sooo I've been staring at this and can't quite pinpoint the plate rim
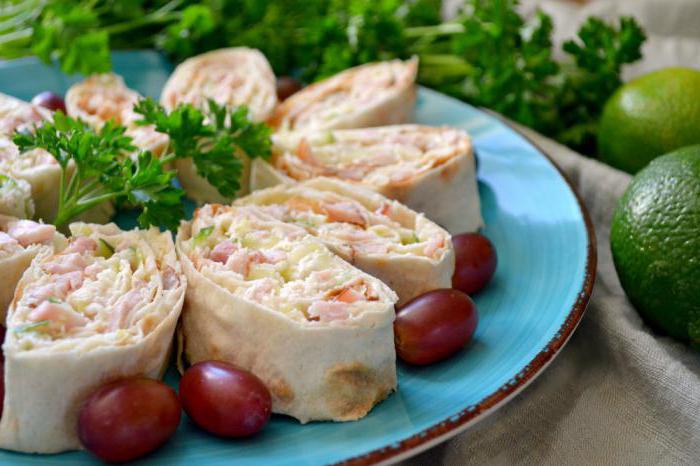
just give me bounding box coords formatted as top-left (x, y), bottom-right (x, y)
top-left (336, 108), bottom-right (598, 466)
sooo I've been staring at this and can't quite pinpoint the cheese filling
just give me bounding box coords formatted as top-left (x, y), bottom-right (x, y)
top-left (0, 174), bottom-right (34, 218)
top-left (245, 189), bottom-right (447, 260)
top-left (273, 125), bottom-right (470, 187)
top-left (0, 218), bottom-right (55, 258)
top-left (185, 204), bottom-right (392, 323)
top-left (9, 225), bottom-right (179, 351)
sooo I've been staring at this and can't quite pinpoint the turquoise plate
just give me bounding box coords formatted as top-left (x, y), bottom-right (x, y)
top-left (0, 51), bottom-right (595, 465)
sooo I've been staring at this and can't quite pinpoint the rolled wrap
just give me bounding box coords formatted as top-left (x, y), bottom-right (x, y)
top-left (251, 125), bottom-right (483, 234)
top-left (269, 58), bottom-right (418, 132)
top-left (0, 223), bottom-right (186, 453)
top-left (177, 204), bottom-right (398, 423)
top-left (236, 178), bottom-right (455, 305)
top-left (161, 47), bottom-right (278, 204)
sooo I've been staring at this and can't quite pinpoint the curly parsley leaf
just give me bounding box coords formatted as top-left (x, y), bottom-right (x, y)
top-left (134, 97), bottom-right (272, 200)
top-left (125, 151), bottom-right (184, 231)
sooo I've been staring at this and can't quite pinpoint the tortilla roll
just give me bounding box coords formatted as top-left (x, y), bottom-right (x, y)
top-left (177, 204), bottom-right (398, 423)
top-left (0, 215), bottom-right (67, 322)
top-left (161, 48), bottom-right (278, 203)
top-left (0, 174), bottom-right (34, 219)
top-left (236, 178), bottom-right (454, 305)
top-left (269, 58), bottom-right (417, 132)
top-left (0, 223), bottom-right (185, 453)
top-left (66, 73), bottom-right (169, 157)
top-left (251, 125), bottom-right (483, 234)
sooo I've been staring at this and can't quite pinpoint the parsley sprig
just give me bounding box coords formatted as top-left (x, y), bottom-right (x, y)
top-left (12, 99), bottom-right (270, 229)
top-left (133, 97), bottom-right (272, 198)
top-left (13, 112), bottom-right (184, 229)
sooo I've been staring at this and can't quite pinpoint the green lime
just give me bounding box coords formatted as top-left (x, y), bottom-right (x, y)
top-left (598, 67), bottom-right (700, 173)
top-left (610, 145), bottom-right (700, 343)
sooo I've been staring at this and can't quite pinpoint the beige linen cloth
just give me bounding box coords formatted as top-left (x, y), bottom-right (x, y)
top-left (407, 2), bottom-right (700, 463)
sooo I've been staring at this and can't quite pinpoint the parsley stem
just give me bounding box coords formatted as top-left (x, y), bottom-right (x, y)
top-left (65, 171), bottom-right (81, 201)
top-left (102, 0), bottom-right (183, 36)
top-left (404, 22), bottom-right (465, 38)
top-left (0, 29), bottom-right (31, 49)
top-left (76, 191), bottom-right (121, 208)
top-left (77, 179), bottom-right (101, 199)
top-left (0, 0), bottom-right (41, 21)
top-left (160, 153), bottom-right (177, 165)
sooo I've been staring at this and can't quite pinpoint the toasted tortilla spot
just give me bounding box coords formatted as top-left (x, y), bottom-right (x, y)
top-left (269, 377), bottom-right (295, 404)
top-left (439, 157), bottom-right (462, 181)
top-left (324, 362), bottom-right (392, 420)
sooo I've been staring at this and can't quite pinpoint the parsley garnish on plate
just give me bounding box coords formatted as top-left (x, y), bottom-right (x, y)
top-left (13, 112), bottom-right (184, 230)
top-left (12, 99), bottom-right (272, 230)
top-left (134, 98), bottom-right (272, 199)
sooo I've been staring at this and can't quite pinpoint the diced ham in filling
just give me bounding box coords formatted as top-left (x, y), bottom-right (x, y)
top-left (28, 301), bottom-right (88, 331)
top-left (25, 281), bottom-right (72, 305)
top-left (272, 125), bottom-right (471, 189)
top-left (42, 252), bottom-right (87, 275)
top-left (246, 191), bottom-right (446, 260)
top-left (210, 240), bottom-right (238, 264)
top-left (188, 205), bottom-right (392, 323)
top-left (308, 301), bottom-right (350, 323)
top-left (6, 220), bottom-right (56, 247)
top-left (11, 232), bottom-right (168, 342)
top-left (110, 288), bottom-right (144, 331)
top-left (63, 236), bottom-right (97, 255)
top-left (322, 201), bottom-right (366, 226)
top-left (161, 266), bottom-right (180, 290)
top-left (0, 231), bottom-right (18, 250)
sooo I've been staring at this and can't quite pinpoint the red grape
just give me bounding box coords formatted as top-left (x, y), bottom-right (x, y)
top-left (395, 289), bottom-right (478, 365)
top-left (31, 91), bottom-right (66, 113)
top-left (0, 326), bottom-right (5, 363)
top-left (78, 378), bottom-right (181, 463)
top-left (452, 233), bottom-right (497, 294)
top-left (276, 76), bottom-right (302, 101)
top-left (179, 361), bottom-right (271, 437)
top-left (0, 359), bottom-right (4, 419)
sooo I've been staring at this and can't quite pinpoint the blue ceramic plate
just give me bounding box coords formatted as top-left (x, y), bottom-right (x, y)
top-left (0, 51), bottom-right (595, 465)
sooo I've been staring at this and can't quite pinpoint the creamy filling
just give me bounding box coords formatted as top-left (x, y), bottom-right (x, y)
top-left (0, 174), bottom-right (34, 218)
top-left (187, 205), bottom-right (391, 323)
top-left (280, 60), bottom-right (414, 131)
top-left (273, 126), bottom-right (468, 187)
top-left (0, 218), bottom-right (55, 258)
top-left (10, 228), bottom-right (178, 350)
top-left (249, 191), bottom-right (446, 259)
